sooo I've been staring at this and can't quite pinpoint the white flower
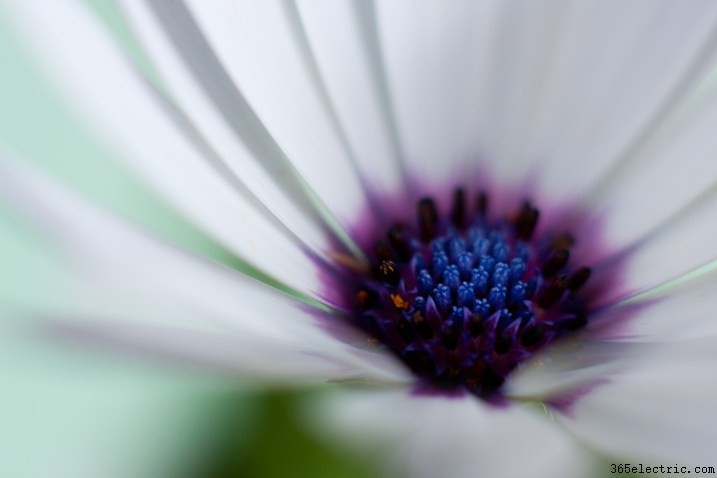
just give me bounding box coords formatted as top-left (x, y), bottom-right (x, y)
top-left (3, 1), bottom-right (717, 477)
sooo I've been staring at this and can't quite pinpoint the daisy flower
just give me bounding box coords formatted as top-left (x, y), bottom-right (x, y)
top-left (3, 0), bottom-right (717, 477)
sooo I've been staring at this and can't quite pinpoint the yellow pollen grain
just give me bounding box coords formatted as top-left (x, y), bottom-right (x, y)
top-left (390, 293), bottom-right (410, 310)
top-left (380, 260), bottom-right (396, 274)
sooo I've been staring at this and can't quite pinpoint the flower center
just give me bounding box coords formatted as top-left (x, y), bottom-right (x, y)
top-left (352, 188), bottom-right (593, 399)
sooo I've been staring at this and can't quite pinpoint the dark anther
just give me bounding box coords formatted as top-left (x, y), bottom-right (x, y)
top-left (437, 365), bottom-right (461, 383)
top-left (403, 349), bottom-right (436, 376)
top-left (355, 289), bottom-right (377, 309)
top-left (551, 233), bottom-right (575, 250)
top-left (561, 313), bottom-right (588, 331)
top-left (464, 378), bottom-right (481, 394)
top-left (480, 367), bottom-right (505, 392)
top-left (451, 188), bottom-right (466, 228)
top-left (417, 197), bottom-right (438, 242)
top-left (476, 191), bottom-right (489, 217)
top-left (568, 267), bottom-right (591, 291)
top-left (374, 240), bottom-right (393, 262)
top-left (411, 310), bottom-right (434, 340)
top-left (379, 260), bottom-right (401, 286)
top-left (440, 320), bottom-right (462, 351)
top-left (515, 202), bottom-right (540, 240)
top-left (396, 316), bottom-right (415, 343)
top-left (463, 359), bottom-right (487, 380)
top-left (387, 225), bottom-right (411, 261)
top-left (542, 249), bottom-right (570, 277)
top-left (494, 332), bottom-right (512, 355)
top-left (520, 325), bottom-right (545, 348)
top-left (468, 312), bottom-right (484, 337)
top-left (537, 275), bottom-right (568, 308)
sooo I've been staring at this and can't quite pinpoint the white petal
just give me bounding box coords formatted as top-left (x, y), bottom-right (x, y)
top-left (558, 337), bottom-right (717, 464)
top-left (374, 0), bottom-right (717, 194)
top-left (588, 89), bottom-right (717, 297)
top-left (184, 0), bottom-right (377, 244)
top-left (603, 269), bottom-right (717, 342)
top-left (48, 321), bottom-right (395, 384)
top-left (592, 79), bottom-right (717, 251)
top-left (531, 0), bottom-right (717, 202)
top-left (310, 389), bottom-right (597, 478)
top-left (0, 156), bottom-right (410, 384)
top-left (294, 0), bottom-right (407, 198)
top-left (375, 0), bottom-right (502, 183)
top-left (595, 191), bottom-right (717, 305)
top-left (505, 338), bottom-right (644, 403)
top-left (5, 0), bottom-right (333, 296)
top-left (120, 0), bottom-right (361, 262)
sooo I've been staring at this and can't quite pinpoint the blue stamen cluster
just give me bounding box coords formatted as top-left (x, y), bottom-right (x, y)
top-left (353, 189), bottom-right (592, 399)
